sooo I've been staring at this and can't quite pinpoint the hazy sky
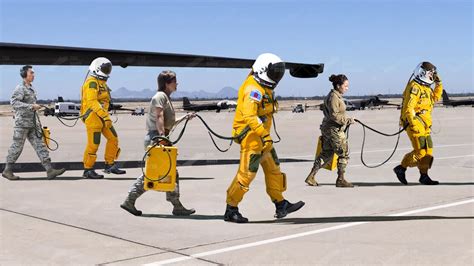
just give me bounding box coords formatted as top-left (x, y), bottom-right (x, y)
top-left (0, 0), bottom-right (472, 100)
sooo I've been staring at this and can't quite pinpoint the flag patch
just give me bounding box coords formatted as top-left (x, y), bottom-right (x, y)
top-left (249, 90), bottom-right (263, 102)
top-left (410, 87), bottom-right (419, 95)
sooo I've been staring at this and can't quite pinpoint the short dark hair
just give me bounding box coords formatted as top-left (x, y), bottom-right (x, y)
top-left (329, 74), bottom-right (348, 89)
top-left (157, 70), bottom-right (177, 91)
top-left (20, 65), bottom-right (33, 78)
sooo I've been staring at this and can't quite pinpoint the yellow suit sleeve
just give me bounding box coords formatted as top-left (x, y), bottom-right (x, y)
top-left (85, 81), bottom-right (110, 120)
top-left (241, 87), bottom-right (269, 137)
top-left (432, 82), bottom-right (443, 102)
top-left (403, 84), bottom-right (421, 126)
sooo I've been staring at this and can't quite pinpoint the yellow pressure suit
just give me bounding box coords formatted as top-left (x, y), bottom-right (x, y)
top-left (400, 79), bottom-right (443, 173)
top-left (81, 76), bottom-right (120, 169)
top-left (226, 75), bottom-right (286, 206)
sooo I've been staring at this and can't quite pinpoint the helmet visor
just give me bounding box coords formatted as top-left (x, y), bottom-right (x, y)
top-left (100, 62), bottom-right (112, 75)
top-left (267, 62), bottom-right (285, 83)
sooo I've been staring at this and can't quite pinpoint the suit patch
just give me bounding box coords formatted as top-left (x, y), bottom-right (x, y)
top-left (249, 90), bottom-right (263, 102)
top-left (89, 81), bottom-right (97, 89)
top-left (410, 87), bottom-right (419, 95)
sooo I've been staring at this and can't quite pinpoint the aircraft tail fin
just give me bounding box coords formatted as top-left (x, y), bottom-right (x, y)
top-left (442, 90), bottom-right (450, 104)
top-left (183, 97), bottom-right (191, 107)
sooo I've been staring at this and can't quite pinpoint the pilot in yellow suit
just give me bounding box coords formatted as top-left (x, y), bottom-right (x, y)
top-left (394, 62), bottom-right (443, 185)
top-left (224, 53), bottom-right (305, 223)
top-left (81, 57), bottom-right (125, 179)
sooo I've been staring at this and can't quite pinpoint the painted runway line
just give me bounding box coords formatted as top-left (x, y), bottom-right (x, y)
top-left (144, 198), bottom-right (474, 265)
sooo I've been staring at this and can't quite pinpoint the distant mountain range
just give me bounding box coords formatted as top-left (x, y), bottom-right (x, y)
top-left (111, 86), bottom-right (238, 100)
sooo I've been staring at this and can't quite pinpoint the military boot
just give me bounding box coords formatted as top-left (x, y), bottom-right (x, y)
top-left (305, 165), bottom-right (319, 186)
top-left (46, 168), bottom-right (66, 180)
top-left (2, 167), bottom-right (19, 181)
top-left (120, 194), bottom-right (143, 216)
top-left (170, 199), bottom-right (195, 216)
top-left (274, 199), bottom-right (305, 219)
top-left (224, 204), bottom-right (248, 223)
top-left (419, 173), bottom-right (439, 185)
top-left (104, 164), bottom-right (126, 175)
top-left (83, 169), bottom-right (104, 179)
top-left (393, 165), bottom-right (407, 185)
top-left (336, 172), bottom-right (353, 187)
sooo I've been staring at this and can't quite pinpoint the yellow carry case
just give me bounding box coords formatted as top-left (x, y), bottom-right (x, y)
top-left (42, 126), bottom-right (51, 148)
top-left (316, 136), bottom-right (338, 171)
top-left (144, 145), bottom-right (177, 192)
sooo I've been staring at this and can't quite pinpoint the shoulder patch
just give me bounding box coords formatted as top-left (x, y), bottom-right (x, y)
top-left (89, 81), bottom-right (97, 89)
top-left (410, 87), bottom-right (419, 95)
top-left (249, 90), bottom-right (263, 102)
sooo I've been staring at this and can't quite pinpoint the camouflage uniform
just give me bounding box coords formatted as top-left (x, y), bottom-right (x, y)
top-left (306, 89), bottom-right (352, 187)
top-left (316, 89), bottom-right (350, 173)
top-left (5, 82), bottom-right (52, 171)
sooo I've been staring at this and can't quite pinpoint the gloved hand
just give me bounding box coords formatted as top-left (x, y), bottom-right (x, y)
top-left (347, 117), bottom-right (356, 125)
top-left (433, 72), bottom-right (441, 83)
top-left (262, 134), bottom-right (273, 153)
top-left (103, 118), bottom-right (113, 128)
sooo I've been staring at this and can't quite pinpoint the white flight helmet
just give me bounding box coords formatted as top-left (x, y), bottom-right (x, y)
top-left (89, 57), bottom-right (112, 80)
top-left (413, 61), bottom-right (436, 86)
top-left (252, 53), bottom-right (285, 89)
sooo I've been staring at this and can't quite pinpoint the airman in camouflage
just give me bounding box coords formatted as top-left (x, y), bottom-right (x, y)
top-left (2, 66), bottom-right (66, 180)
top-left (305, 74), bottom-right (355, 188)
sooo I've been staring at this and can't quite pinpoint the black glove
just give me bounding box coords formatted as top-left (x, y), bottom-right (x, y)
top-left (433, 72), bottom-right (441, 83)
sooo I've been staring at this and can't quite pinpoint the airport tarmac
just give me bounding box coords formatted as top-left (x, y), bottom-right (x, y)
top-left (1, 107), bottom-right (473, 265)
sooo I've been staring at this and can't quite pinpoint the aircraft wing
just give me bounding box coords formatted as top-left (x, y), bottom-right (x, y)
top-left (0, 42), bottom-right (323, 78)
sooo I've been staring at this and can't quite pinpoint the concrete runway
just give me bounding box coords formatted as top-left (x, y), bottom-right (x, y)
top-left (1, 107), bottom-right (473, 265)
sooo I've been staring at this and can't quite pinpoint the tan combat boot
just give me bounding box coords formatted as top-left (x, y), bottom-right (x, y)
top-left (305, 165), bottom-right (319, 186)
top-left (120, 196), bottom-right (143, 216)
top-left (336, 172), bottom-right (353, 188)
top-left (46, 168), bottom-right (66, 180)
top-left (171, 199), bottom-right (195, 216)
top-left (2, 168), bottom-right (19, 180)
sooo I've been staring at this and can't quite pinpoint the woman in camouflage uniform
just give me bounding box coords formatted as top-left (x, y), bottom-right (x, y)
top-left (305, 74), bottom-right (355, 187)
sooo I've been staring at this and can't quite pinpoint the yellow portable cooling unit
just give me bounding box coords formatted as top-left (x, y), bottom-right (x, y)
top-left (144, 145), bottom-right (178, 192)
top-left (316, 136), bottom-right (338, 171)
top-left (42, 126), bottom-right (50, 148)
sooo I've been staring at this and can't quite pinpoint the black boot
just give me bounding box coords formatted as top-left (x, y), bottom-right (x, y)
top-left (419, 173), bottom-right (439, 185)
top-left (393, 165), bottom-right (407, 185)
top-left (274, 199), bottom-right (305, 219)
top-left (83, 169), bottom-right (104, 179)
top-left (224, 204), bottom-right (248, 223)
top-left (104, 164), bottom-right (126, 175)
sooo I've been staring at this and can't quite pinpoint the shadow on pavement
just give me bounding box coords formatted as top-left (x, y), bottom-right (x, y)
top-left (250, 215), bottom-right (474, 224)
top-left (10, 176), bottom-right (214, 181)
top-left (141, 213), bottom-right (224, 220)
